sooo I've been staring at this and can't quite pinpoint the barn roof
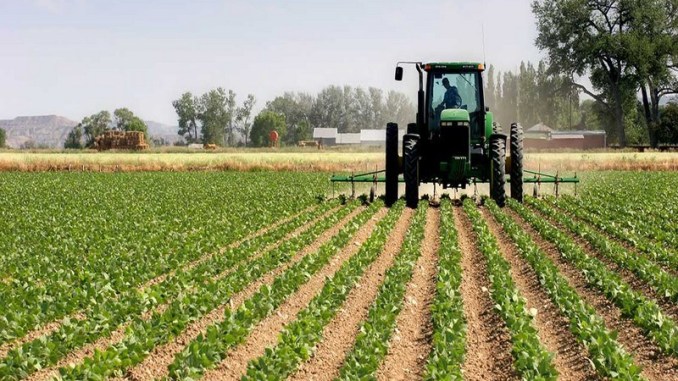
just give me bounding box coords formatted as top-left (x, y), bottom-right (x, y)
top-left (313, 128), bottom-right (337, 139)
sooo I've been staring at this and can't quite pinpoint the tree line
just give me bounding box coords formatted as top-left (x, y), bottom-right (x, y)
top-left (532, 0), bottom-right (678, 147)
top-left (172, 86), bottom-right (415, 147)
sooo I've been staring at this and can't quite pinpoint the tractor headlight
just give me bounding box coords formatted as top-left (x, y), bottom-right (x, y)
top-left (440, 121), bottom-right (469, 128)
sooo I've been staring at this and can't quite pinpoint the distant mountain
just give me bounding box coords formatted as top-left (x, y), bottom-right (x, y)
top-left (145, 120), bottom-right (181, 145)
top-left (0, 115), bottom-right (77, 148)
top-left (0, 115), bottom-right (181, 148)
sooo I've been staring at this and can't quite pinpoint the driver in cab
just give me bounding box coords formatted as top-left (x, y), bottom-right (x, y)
top-left (436, 77), bottom-right (462, 113)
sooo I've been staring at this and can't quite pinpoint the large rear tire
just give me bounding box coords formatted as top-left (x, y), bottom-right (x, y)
top-left (490, 134), bottom-right (506, 207)
top-left (510, 123), bottom-right (524, 202)
top-left (404, 133), bottom-right (420, 209)
top-left (385, 123), bottom-right (399, 207)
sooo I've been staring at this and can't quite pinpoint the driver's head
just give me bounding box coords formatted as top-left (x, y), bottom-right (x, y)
top-left (442, 77), bottom-right (450, 89)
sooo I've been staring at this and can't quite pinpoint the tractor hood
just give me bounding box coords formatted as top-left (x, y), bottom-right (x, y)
top-left (440, 109), bottom-right (470, 123)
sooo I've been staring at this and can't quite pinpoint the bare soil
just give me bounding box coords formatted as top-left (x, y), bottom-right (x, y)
top-left (376, 207), bottom-right (439, 380)
top-left (506, 207), bottom-right (678, 381)
top-left (454, 205), bottom-right (517, 381)
top-left (288, 208), bottom-right (415, 381)
top-left (481, 208), bottom-right (598, 381)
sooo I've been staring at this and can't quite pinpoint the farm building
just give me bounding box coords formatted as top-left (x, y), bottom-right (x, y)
top-left (312, 128), bottom-right (338, 146)
top-left (312, 128), bottom-right (405, 146)
top-left (524, 123), bottom-right (606, 150)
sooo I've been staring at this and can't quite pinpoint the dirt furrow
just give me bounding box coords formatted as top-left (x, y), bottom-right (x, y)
top-left (199, 208), bottom-right (389, 381)
top-left (455, 205), bottom-right (517, 381)
top-left (288, 208), bottom-right (415, 381)
top-left (376, 207), bottom-right (439, 381)
top-left (26, 205), bottom-right (354, 381)
top-left (1, 205), bottom-right (321, 362)
top-left (121, 206), bottom-right (365, 381)
top-left (530, 205), bottom-right (678, 321)
top-left (481, 208), bottom-right (598, 381)
top-left (506, 207), bottom-right (678, 381)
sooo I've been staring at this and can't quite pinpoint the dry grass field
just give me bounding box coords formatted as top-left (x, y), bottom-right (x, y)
top-left (1, 150), bottom-right (678, 172)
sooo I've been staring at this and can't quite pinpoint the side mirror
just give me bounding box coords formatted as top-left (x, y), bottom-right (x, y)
top-left (395, 66), bottom-right (403, 81)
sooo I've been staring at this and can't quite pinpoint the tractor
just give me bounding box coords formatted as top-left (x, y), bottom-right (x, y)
top-left (331, 61), bottom-right (578, 207)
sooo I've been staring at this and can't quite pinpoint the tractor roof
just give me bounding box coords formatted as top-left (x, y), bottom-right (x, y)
top-left (424, 62), bottom-right (485, 71)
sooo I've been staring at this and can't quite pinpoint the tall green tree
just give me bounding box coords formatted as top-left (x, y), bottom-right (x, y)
top-left (172, 92), bottom-right (200, 143)
top-left (0, 128), bottom-right (5, 148)
top-left (113, 108), bottom-right (148, 136)
top-left (250, 111), bottom-right (286, 147)
top-left (627, 0), bottom-right (678, 147)
top-left (236, 94), bottom-right (256, 146)
top-left (266, 92), bottom-right (313, 145)
top-left (224, 90), bottom-right (237, 146)
top-left (533, 0), bottom-right (638, 146)
top-left (80, 111), bottom-right (111, 147)
top-left (64, 125), bottom-right (83, 149)
top-left (198, 88), bottom-right (230, 145)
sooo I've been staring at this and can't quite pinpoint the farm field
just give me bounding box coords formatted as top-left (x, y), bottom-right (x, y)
top-left (0, 171), bottom-right (677, 380)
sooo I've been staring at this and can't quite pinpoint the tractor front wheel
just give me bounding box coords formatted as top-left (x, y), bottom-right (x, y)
top-left (404, 133), bottom-right (420, 208)
top-left (510, 123), bottom-right (524, 202)
top-left (490, 134), bottom-right (507, 207)
top-left (385, 123), bottom-right (399, 207)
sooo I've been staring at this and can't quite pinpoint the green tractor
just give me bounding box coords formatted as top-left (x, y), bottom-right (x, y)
top-left (330, 61), bottom-right (578, 207)
top-left (385, 61), bottom-right (521, 208)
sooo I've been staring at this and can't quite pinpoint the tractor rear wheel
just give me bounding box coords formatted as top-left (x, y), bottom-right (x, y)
top-left (403, 133), bottom-right (420, 208)
top-left (385, 123), bottom-right (399, 207)
top-left (510, 122), bottom-right (524, 202)
top-left (490, 134), bottom-right (507, 207)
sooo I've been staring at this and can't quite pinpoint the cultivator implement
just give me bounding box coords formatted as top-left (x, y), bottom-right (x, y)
top-left (330, 168), bottom-right (579, 200)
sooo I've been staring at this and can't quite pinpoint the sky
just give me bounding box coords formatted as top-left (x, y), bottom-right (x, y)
top-left (0, 0), bottom-right (543, 125)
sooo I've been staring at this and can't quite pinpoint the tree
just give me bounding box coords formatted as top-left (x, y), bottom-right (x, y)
top-left (172, 92), bottom-right (200, 143)
top-left (64, 125), bottom-right (83, 149)
top-left (626, 0), bottom-right (678, 147)
top-left (533, 0), bottom-right (638, 146)
top-left (0, 128), bottom-right (5, 148)
top-left (267, 92), bottom-right (314, 145)
top-left (113, 108), bottom-right (148, 137)
top-left (80, 111), bottom-right (111, 147)
top-left (250, 111), bottom-right (286, 147)
top-left (658, 102), bottom-right (678, 144)
top-left (236, 94), bottom-right (256, 146)
top-left (384, 90), bottom-right (416, 129)
top-left (197, 88), bottom-right (230, 145)
top-left (224, 90), bottom-right (237, 146)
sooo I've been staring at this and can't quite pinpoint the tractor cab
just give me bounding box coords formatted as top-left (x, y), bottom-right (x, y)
top-left (425, 63), bottom-right (486, 142)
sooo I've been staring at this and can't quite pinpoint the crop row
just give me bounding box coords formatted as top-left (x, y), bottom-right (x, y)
top-left (529, 197), bottom-right (678, 301)
top-left (486, 199), bottom-right (641, 379)
top-left (555, 196), bottom-right (678, 272)
top-left (422, 198), bottom-right (466, 380)
top-left (336, 204), bottom-right (428, 380)
top-left (237, 201), bottom-right (406, 380)
top-left (0, 199), bottom-right (349, 380)
top-left (510, 199), bottom-right (678, 357)
top-left (59, 201), bottom-right (370, 380)
top-left (463, 199), bottom-right (557, 380)
top-left (0, 173), bottom-right (324, 345)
